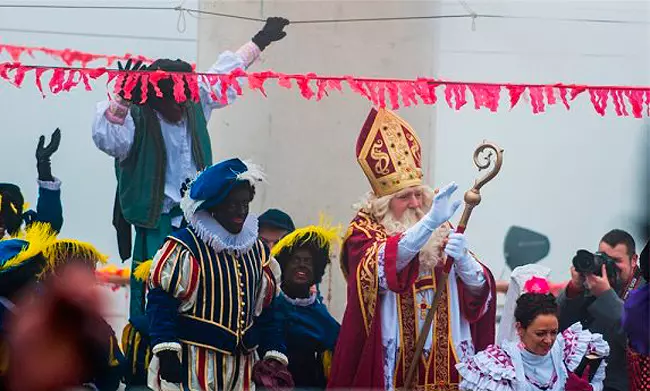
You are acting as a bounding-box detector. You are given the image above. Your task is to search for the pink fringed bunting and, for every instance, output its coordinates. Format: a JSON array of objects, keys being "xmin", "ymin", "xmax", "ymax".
[
  {"xmin": 296, "ymin": 73, "xmax": 316, "ymax": 100},
  {"xmin": 327, "ymin": 79, "xmax": 342, "ymax": 92},
  {"xmin": 570, "ymin": 86, "xmax": 587, "ymax": 100},
  {"xmin": 365, "ymin": 81, "xmax": 379, "ymax": 106},
  {"xmin": 346, "ymin": 76, "xmax": 370, "ymax": 101},
  {"xmin": 625, "ymin": 90, "xmax": 644, "ymax": 118},
  {"xmin": 468, "ymin": 84, "xmax": 500, "ymax": 112},
  {"xmin": 12, "ymin": 65, "xmax": 30, "ymax": 87},
  {"xmin": 529, "ymin": 87, "xmax": 546, "ymax": 114},
  {"xmin": 185, "ymin": 73, "xmax": 200, "ymax": 102},
  {"xmin": 315, "ymin": 79, "xmax": 328, "ymax": 101},
  {"xmin": 414, "ymin": 78, "xmax": 435, "ymax": 105},
  {"xmin": 80, "ymin": 71, "xmax": 92, "ymax": 92},
  {"xmin": 112, "ymin": 71, "xmax": 126, "ymax": 97},
  {"xmin": 557, "ymin": 86, "xmax": 570, "ymax": 110},
  {"xmin": 506, "ymin": 85, "xmax": 526, "ymax": 110},
  {"xmin": 386, "ymin": 81, "xmax": 400, "ymax": 110},
  {"xmin": 248, "ymin": 72, "xmax": 270, "ymax": 97},
  {"xmin": 35, "ymin": 68, "xmax": 47, "ymax": 97},
  {"xmin": 171, "ymin": 73, "xmax": 187, "ymax": 103},
  {"xmin": 277, "ymin": 73, "xmax": 292, "ymax": 89},
  {"xmin": 5, "ymin": 46, "xmax": 25, "ymax": 62},
  {"xmin": 49, "ymin": 68, "xmax": 66, "ymax": 94},
  {"xmin": 399, "ymin": 82, "xmax": 418, "ymax": 107},
  {"xmin": 148, "ymin": 70, "xmax": 167, "ymax": 99},
  {"xmin": 545, "ymin": 86, "xmax": 557, "ymax": 105},
  {"xmin": 62, "ymin": 70, "xmax": 81, "ymax": 92},
  {"xmin": 228, "ymin": 68, "xmax": 245, "ymax": 96},
  {"xmin": 589, "ymin": 88, "xmax": 609, "ymax": 116},
  {"xmin": 138, "ymin": 73, "xmax": 149, "ymax": 104},
  {"xmin": 445, "ymin": 84, "xmax": 468, "ymax": 110},
  {"xmin": 377, "ymin": 82, "xmax": 386, "ymax": 108},
  {"xmin": 611, "ymin": 89, "xmax": 629, "ymax": 117},
  {"xmin": 121, "ymin": 72, "xmax": 139, "ymax": 101}
]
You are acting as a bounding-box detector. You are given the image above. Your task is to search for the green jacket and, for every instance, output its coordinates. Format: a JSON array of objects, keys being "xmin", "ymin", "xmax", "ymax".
[{"xmin": 115, "ymin": 103, "xmax": 212, "ymax": 229}]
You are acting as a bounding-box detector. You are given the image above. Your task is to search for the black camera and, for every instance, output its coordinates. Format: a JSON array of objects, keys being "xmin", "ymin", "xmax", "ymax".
[{"xmin": 572, "ymin": 249, "xmax": 618, "ymax": 280}]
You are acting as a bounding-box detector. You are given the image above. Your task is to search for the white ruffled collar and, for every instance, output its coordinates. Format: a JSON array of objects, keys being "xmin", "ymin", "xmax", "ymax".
[
  {"xmin": 281, "ymin": 291, "xmax": 317, "ymax": 307},
  {"xmin": 187, "ymin": 210, "xmax": 259, "ymax": 255}
]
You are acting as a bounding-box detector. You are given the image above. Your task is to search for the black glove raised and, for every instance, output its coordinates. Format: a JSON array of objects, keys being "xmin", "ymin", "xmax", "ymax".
[
  {"xmin": 157, "ymin": 350, "xmax": 183, "ymax": 384},
  {"xmin": 35, "ymin": 128, "xmax": 61, "ymax": 182},
  {"xmin": 252, "ymin": 17, "xmax": 290, "ymax": 51},
  {"xmin": 117, "ymin": 59, "xmax": 147, "ymax": 103}
]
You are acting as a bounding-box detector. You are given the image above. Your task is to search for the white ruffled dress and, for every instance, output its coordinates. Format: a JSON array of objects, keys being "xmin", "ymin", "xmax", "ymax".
[{"xmin": 456, "ymin": 323, "xmax": 609, "ymax": 391}]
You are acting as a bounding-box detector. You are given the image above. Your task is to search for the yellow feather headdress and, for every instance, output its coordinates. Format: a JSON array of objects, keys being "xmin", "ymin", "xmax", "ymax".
[
  {"xmin": 133, "ymin": 260, "xmax": 153, "ymax": 282},
  {"xmin": 271, "ymin": 214, "xmax": 343, "ymax": 258},
  {"xmin": 0, "ymin": 222, "xmax": 57, "ymax": 272},
  {"xmin": 41, "ymin": 238, "xmax": 109, "ymax": 274}
]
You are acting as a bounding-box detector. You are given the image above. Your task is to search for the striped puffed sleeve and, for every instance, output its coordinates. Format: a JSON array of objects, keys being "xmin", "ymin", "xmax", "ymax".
[
  {"xmin": 149, "ymin": 240, "xmax": 200, "ymax": 304},
  {"xmin": 146, "ymin": 239, "xmax": 201, "ymax": 353}
]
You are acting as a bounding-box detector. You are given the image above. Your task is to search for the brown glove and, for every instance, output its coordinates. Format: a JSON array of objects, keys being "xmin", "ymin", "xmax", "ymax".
[{"xmin": 252, "ymin": 358, "xmax": 294, "ymax": 391}]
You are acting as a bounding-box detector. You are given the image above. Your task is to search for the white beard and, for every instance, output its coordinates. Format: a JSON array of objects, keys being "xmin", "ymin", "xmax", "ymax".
[{"xmin": 380, "ymin": 208, "xmax": 450, "ymax": 275}]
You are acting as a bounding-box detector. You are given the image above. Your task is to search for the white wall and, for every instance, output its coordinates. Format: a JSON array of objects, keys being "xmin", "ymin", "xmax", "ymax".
[
  {"xmin": 198, "ymin": 0, "xmax": 648, "ymax": 320},
  {"xmin": 0, "ymin": 0, "xmax": 200, "ymax": 332}
]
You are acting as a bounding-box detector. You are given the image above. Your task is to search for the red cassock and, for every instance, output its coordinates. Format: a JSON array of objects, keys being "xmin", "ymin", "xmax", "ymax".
[{"xmin": 327, "ymin": 211, "xmax": 497, "ymax": 390}]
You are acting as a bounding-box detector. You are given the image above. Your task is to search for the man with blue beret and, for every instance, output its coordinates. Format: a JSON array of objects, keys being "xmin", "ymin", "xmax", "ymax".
[{"xmin": 146, "ymin": 158, "xmax": 292, "ymax": 391}]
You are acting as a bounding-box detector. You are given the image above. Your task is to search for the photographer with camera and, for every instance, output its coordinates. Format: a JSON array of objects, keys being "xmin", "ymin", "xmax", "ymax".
[{"xmin": 558, "ymin": 229, "xmax": 644, "ymax": 391}]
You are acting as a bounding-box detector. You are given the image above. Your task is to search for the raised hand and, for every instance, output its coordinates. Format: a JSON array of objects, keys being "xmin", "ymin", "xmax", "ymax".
[
  {"xmin": 424, "ymin": 182, "xmax": 462, "ymax": 230},
  {"xmin": 35, "ymin": 128, "xmax": 61, "ymax": 182},
  {"xmin": 252, "ymin": 17, "xmax": 290, "ymax": 51}
]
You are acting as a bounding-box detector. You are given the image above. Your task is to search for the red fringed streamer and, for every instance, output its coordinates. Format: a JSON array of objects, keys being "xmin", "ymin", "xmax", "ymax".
[
  {"xmin": 12, "ymin": 65, "xmax": 30, "ymax": 87},
  {"xmin": 171, "ymin": 73, "xmax": 187, "ymax": 103},
  {"xmin": 625, "ymin": 90, "xmax": 644, "ymax": 118},
  {"xmin": 378, "ymin": 82, "xmax": 386, "ymax": 108},
  {"xmin": 277, "ymin": 73, "xmax": 292, "ymax": 89},
  {"xmin": 121, "ymin": 72, "xmax": 139, "ymax": 101},
  {"xmin": 327, "ymin": 79, "xmax": 342, "ymax": 92},
  {"xmin": 589, "ymin": 88, "xmax": 609, "ymax": 116},
  {"xmin": 138, "ymin": 74, "xmax": 150, "ymax": 104},
  {"xmin": 506, "ymin": 85, "xmax": 526, "ymax": 109},
  {"xmin": 148, "ymin": 70, "xmax": 167, "ymax": 99},
  {"xmin": 228, "ymin": 68, "xmax": 245, "ymax": 96},
  {"xmin": 315, "ymin": 79, "xmax": 328, "ymax": 101},
  {"xmin": 247, "ymin": 73, "xmax": 268, "ymax": 97},
  {"xmin": 529, "ymin": 87, "xmax": 546, "ymax": 114},
  {"xmin": 185, "ymin": 74, "xmax": 200, "ymax": 103},
  {"xmin": 468, "ymin": 84, "xmax": 500, "ymax": 112},
  {"xmin": 414, "ymin": 78, "xmax": 435, "ymax": 105},
  {"xmin": 545, "ymin": 86, "xmax": 557, "ymax": 105},
  {"xmin": 386, "ymin": 82, "xmax": 400, "ymax": 110},
  {"xmin": 570, "ymin": 86, "xmax": 587, "ymax": 100},
  {"xmin": 0, "ymin": 43, "xmax": 155, "ymax": 66},
  {"xmin": 557, "ymin": 86, "xmax": 570, "ymax": 110},
  {"xmin": 49, "ymin": 69, "xmax": 66, "ymax": 94},
  {"xmin": 399, "ymin": 82, "xmax": 418, "ymax": 107},
  {"xmin": 62, "ymin": 70, "xmax": 81, "ymax": 92},
  {"xmin": 35, "ymin": 68, "xmax": 47, "ymax": 97},
  {"xmin": 365, "ymin": 81, "xmax": 379, "ymax": 106},
  {"xmin": 296, "ymin": 73, "xmax": 316, "ymax": 100},
  {"xmin": 346, "ymin": 76, "xmax": 370, "ymax": 101},
  {"xmin": 445, "ymin": 84, "xmax": 467, "ymax": 110},
  {"xmin": 611, "ymin": 90, "xmax": 629, "ymax": 117},
  {"xmin": 112, "ymin": 71, "xmax": 126, "ymax": 97}
]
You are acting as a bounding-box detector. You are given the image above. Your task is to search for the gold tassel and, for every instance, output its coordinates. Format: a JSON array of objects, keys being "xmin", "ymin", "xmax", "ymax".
[{"xmin": 133, "ymin": 260, "xmax": 153, "ymax": 282}]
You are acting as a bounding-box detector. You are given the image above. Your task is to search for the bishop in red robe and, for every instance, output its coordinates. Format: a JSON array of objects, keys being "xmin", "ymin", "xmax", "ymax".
[{"xmin": 327, "ymin": 108, "xmax": 497, "ymax": 391}]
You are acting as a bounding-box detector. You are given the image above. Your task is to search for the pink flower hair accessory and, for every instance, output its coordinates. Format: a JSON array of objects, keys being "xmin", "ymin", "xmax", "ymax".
[{"xmin": 523, "ymin": 276, "xmax": 551, "ymax": 294}]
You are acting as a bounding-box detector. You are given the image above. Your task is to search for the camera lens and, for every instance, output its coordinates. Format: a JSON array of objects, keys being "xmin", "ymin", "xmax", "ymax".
[{"xmin": 573, "ymin": 250, "xmax": 597, "ymax": 274}]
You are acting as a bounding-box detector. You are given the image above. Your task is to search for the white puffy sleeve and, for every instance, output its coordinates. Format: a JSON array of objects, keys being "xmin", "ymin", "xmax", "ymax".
[
  {"xmin": 456, "ymin": 345, "xmax": 517, "ymax": 391},
  {"xmin": 148, "ymin": 240, "xmax": 200, "ymax": 311},
  {"xmin": 561, "ymin": 322, "xmax": 610, "ymax": 391},
  {"xmin": 92, "ymin": 100, "xmax": 136, "ymax": 161}
]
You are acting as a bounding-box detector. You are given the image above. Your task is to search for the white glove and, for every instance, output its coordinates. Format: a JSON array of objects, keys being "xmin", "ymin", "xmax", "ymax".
[
  {"xmin": 397, "ymin": 182, "xmax": 462, "ymax": 269},
  {"xmin": 445, "ymin": 232, "xmax": 485, "ymax": 288}
]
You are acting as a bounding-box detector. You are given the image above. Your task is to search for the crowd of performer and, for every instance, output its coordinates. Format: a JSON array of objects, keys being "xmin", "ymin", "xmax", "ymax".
[{"xmin": 0, "ymin": 16, "xmax": 647, "ymax": 391}]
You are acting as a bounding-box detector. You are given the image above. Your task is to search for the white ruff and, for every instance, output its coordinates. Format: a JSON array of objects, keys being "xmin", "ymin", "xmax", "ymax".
[
  {"xmin": 281, "ymin": 291, "xmax": 317, "ymax": 307},
  {"xmin": 187, "ymin": 210, "xmax": 259, "ymax": 255}
]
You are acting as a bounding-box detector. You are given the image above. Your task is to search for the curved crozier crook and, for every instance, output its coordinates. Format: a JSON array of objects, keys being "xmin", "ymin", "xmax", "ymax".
[{"xmin": 472, "ymin": 141, "xmax": 504, "ymax": 191}]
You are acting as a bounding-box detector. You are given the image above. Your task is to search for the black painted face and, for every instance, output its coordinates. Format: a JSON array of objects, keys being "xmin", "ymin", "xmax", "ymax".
[
  {"xmin": 210, "ymin": 184, "xmax": 253, "ymax": 234},
  {"xmin": 284, "ymin": 247, "xmax": 315, "ymax": 287}
]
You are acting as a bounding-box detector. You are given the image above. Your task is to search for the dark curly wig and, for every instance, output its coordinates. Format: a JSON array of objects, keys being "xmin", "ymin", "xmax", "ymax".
[
  {"xmin": 515, "ymin": 292, "xmax": 559, "ymax": 329},
  {"xmin": 274, "ymin": 240, "xmax": 330, "ymax": 285}
]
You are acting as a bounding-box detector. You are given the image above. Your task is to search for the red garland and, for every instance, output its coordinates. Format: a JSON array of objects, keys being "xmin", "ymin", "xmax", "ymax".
[
  {"xmin": 0, "ymin": 43, "xmax": 154, "ymax": 66},
  {"xmin": 1, "ymin": 61, "xmax": 650, "ymax": 118}
]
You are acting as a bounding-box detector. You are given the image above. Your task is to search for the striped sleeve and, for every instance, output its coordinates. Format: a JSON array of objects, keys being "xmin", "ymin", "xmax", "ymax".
[{"xmin": 149, "ymin": 240, "xmax": 200, "ymax": 303}]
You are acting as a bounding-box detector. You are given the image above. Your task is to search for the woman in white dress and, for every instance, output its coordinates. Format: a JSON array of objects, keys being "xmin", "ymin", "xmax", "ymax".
[{"xmin": 456, "ymin": 265, "xmax": 609, "ymax": 391}]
